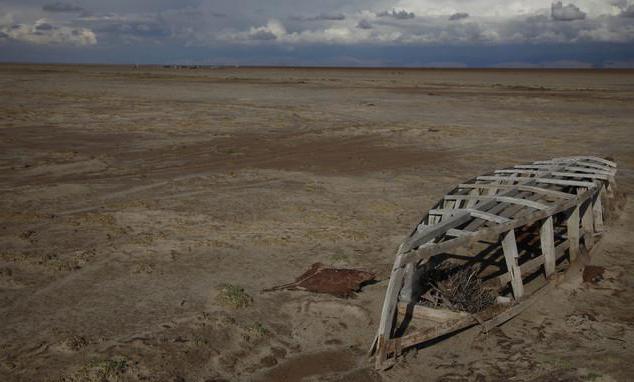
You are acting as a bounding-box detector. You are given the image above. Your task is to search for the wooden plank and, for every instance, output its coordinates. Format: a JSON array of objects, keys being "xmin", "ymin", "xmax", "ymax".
[
  {"xmin": 476, "ymin": 176, "xmax": 596, "ymax": 188},
  {"xmin": 497, "ymin": 169, "xmax": 609, "ymax": 181},
  {"xmin": 567, "ymin": 205, "xmax": 580, "ymax": 261},
  {"xmin": 403, "ymin": 211, "xmax": 472, "ymax": 252},
  {"xmin": 375, "ymin": 255, "xmax": 406, "ymax": 369},
  {"xmin": 540, "ymin": 216, "xmax": 556, "ymax": 277},
  {"xmin": 458, "ymin": 183, "xmax": 575, "ymax": 200},
  {"xmin": 429, "ymin": 208, "xmax": 511, "ymax": 224},
  {"xmin": 446, "ymin": 228, "xmax": 473, "ymax": 237},
  {"xmin": 479, "ymin": 282, "xmax": 554, "ymax": 332},
  {"xmin": 564, "ymin": 166, "xmax": 615, "ymax": 176},
  {"xmin": 466, "ymin": 188, "xmax": 480, "ymax": 208},
  {"xmin": 551, "ymin": 171, "xmax": 609, "ymax": 181},
  {"xmin": 534, "ymin": 159, "xmax": 613, "ymax": 173},
  {"xmin": 444, "ymin": 195, "xmax": 551, "ymax": 211},
  {"xmin": 562, "ymin": 156, "xmax": 617, "ymax": 168},
  {"xmin": 495, "ymin": 169, "xmax": 550, "ymax": 175},
  {"xmin": 399, "ymin": 187, "xmax": 596, "ymax": 267},
  {"xmin": 513, "ymin": 164, "xmax": 615, "ymax": 176},
  {"xmin": 593, "ymin": 188, "xmax": 605, "ymax": 232},
  {"xmin": 397, "ymin": 304, "xmax": 471, "ymax": 323},
  {"xmin": 385, "ymin": 317, "xmax": 476, "ymax": 354},
  {"xmin": 469, "ymin": 209, "xmax": 512, "ymax": 224},
  {"xmin": 501, "ymin": 230, "xmax": 524, "ymax": 299},
  {"xmin": 581, "ymin": 198, "xmax": 595, "ymax": 249},
  {"xmin": 498, "ymin": 240, "xmax": 569, "ymax": 285}
]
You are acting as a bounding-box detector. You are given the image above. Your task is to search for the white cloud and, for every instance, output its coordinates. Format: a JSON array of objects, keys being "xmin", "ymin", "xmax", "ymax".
[{"xmin": 1, "ymin": 18, "xmax": 96, "ymax": 45}]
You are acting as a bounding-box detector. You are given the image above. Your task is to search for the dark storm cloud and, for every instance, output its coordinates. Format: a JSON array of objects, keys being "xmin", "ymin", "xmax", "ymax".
[
  {"xmin": 377, "ymin": 9, "xmax": 415, "ymax": 20},
  {"xmin": 291, "ymin": 13, "xmax": 346, "ymax": 21},
  {"xmin": 356, "ymin": 19, "xmax": 372, "ymax": 29},
  {"xmin": 449, "ymin": 13, "xmax": 470, "ymax": 21},
  {"xmin": 42, "ymin": 2, "xmax": 84, "ymax": 13},
  {"xmin": 620, "ymin": 5, "xmax": 634, "ymax": 17},
  {"xmin": 551, "ymin": 2, "xmax": 587, "ymax": 21},
  {"xmin": 35, "ymin": 23, "xmax": 55, "ymax": 31},
  {"xmin": 96, "ymin": 21, "xmax": 170, "ymax": 38}
]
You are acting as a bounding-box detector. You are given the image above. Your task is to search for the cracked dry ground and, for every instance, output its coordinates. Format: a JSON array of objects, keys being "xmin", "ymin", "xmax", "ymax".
[{"xmin": 1, "ymin": 65, "xmax": 633, "ymax": 381}]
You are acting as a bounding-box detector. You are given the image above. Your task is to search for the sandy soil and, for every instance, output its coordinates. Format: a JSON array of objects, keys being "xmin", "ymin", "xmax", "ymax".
[{"xmin": 1, "ymin": 64, "xmax": 633, "ymax": 381}]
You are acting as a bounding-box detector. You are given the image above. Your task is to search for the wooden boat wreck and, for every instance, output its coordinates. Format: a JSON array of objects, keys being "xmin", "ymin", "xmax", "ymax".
[{"xmin": 370, "ymin": 156, "xmax": 617, "ymax": 369}]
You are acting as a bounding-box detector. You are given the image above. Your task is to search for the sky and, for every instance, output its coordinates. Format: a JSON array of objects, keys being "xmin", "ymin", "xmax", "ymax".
[{"xmin": 1, "ymin": 0, "xmax": 634, "ymax": 67}]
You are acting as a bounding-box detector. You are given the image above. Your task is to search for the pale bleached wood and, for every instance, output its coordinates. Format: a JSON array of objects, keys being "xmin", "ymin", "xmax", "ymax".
[
  {"xmin": 581, "ymin": 198, "xmax": 595, "ymax": 249},
  {"xmin": 373, "ymin": 156, "xmax": 618, "ymax": 368},
  {"xmin": 428, "ymin": 208, "xmax": 511, "ymax": 224},
  {"xmin": 476, "ymin": 176, "xmax": 597, "ymax": 188},
  {"xmin": 534, "ymin": 159, "xmax": 614, "ymax": 173},
  {"xmin": 550, "ymin": 171, "xmax": 609, "ymax": 181},
  {"xmin": 558, "ymin": 156, "xmax": 617, "ymax": 168},
  {"xmin": 496, "ymin": 168, "xmax": 609, "ymax": 181},
  {"xmin": 540, "ymin": 216, "xmax": 556, "ymax": 277},
  {"xmin": 399, "ymin": 188, "xmax": 597, "ymax": 267},
  {"xmin": 445, "ymin": 228, "xmax": 474, "ymax": 237},
  {"xmin": 458, "ymin": 183, "xmax": 575, "ymax": 200},
  {"xmin": 567, "ymin": 205, "xmax": 580, "ymax": 261},
  {"xmin": 513, "ymin": 164, "xmax": 615, "ymax": 176},
  {"xmin": 375, "ymin": 253, "xmax": 406, "ymax": 368},
  {"xmin": 397, "ymin": 304, "xmax": 471, "ymax": 323},
  {"xmin": 593, "ymin": 188, "xmax": 605, "ymax": 232},
  {"xmin": 466, "ymin": 188, "xmax": 480, "ymax": 208},
  {"xmin": 498, "ymin": 240, "xmax": 569, "ymax": 285},
  {"xmin": 501, "ymin": 230, "xmax": 524, "ymax": 299},
  {"xmin": 444, "ymin": 194, "xmax": 551, "ymax": 211},
  {"xmin": 403, "ymin": 211, "xmax": 472, "ymax": 252}
]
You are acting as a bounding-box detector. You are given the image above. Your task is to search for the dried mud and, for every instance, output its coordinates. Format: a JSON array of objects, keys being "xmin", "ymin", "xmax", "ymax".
[{"xmin": 1, "ymin": 64, "xmax": 633, "ymax": 381}]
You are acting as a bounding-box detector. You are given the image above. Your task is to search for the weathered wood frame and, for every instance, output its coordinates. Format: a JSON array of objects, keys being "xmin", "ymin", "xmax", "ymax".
[{"xmin": 371, "ymin": 156, "xmax": 617, "ymax": 369}]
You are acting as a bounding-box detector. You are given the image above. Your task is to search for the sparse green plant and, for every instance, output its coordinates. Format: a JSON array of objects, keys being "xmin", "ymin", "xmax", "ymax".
[
  {"xmin": 69, "ymin": 356, "xmax": 128, "ymax": 382},
  {"xmin": 583, "ymin": 372, "xmax": 603, "ymax": 381},
  {"xmin": 243, "ymin": 321, "xmax": 268, "ymax": 341},
  {"xmin": 329, "ymin": 253, "xmax": 350, "ymax": 264},
  {"xmin": 216, "ymin": 284, "xmax": 253, "ymax": 309}
]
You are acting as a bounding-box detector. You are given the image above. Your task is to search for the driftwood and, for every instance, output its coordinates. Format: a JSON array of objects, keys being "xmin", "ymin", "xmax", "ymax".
[{"xmin": 370, "ymin": 156, "xmax": 617, "ymax": 370}]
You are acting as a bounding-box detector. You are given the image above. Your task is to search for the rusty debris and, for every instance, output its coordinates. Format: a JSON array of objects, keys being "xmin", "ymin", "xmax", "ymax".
[
  {"xmin": 583, "ymin": 265, "xmax": 606, "ymax": 284},
  {"xmin": 264, "ymin": 262, "xmax": 376, "ymax": 298}
]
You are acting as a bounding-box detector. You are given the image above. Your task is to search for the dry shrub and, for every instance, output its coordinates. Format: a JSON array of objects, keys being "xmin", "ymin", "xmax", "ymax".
[{"xmin": 422, "ymin": 265, "xmax": 495, "ymax": 313}]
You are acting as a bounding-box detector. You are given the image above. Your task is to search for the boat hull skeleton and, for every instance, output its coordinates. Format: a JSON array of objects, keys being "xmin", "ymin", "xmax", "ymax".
[{"xmin": 370, "ymin": 156, "xmax": 617, "ymax": 370}]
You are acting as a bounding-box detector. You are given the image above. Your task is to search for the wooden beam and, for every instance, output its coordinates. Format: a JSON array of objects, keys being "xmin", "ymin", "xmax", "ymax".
[
  {"xmin": 567, "ymin": 206, "xmax": 580, "ymax": 261},
  {"xmin": 397, "ymin": 304, "xmax": 471, "ymax": 323},
  {"xmin": 403, "ymin": 211, "xmax": 472, "ymax": 252},
  {"xmin": 581, "ymin": 198, "xmax": 595, "ymax": 249},
  {"xmin": 561, "ymin": 156, "xmax": 617, "ymax": 168},
  {"xmin": 497, "ymin": 240, "xmax": 569, "ymax": 285},
  {"xmin": 399, "ymin": 188, "xmax": 597, "ymax": 267},
  {"xmin": 458, "ymin": 183, "xmax": 575, "ymax": 200},
  {"xmin": 593, "ymin": 188, "xmax": 605, "ymax": 232},
  {"xmin": 534, "ymin": 159, "xmax": 614, "ymax": 173},
  {"xmin": 375, "ymin": 253, "xmax": 406, "ymax": 369},
  {"xmin": 444, "ymin": 195, "xmax": 551, "ymax": 211},
  {"xmin": 429, "ymin": 208, "xmax": 511, "ymax": 224},
  {"xmin": 476, "ymin": 176, "xmax": 596, "ymax": 188},
  {"xmin": 540, "ymin": 216, "xmax": 556, "ymax": 277},
  {"xmin": 550, "ymin": 171, "xmax": 609, "ymax": 181},
  {"xmin": 563, "ymin": 166, "xmax": 615, "ymax": 176},
  {"xmin": 501, "ymin": 230, "xmax": 524, "ymax": 299},
  {"xmin": 445, "ymin": 228, "xmax": 473, "ymax": 237}
]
